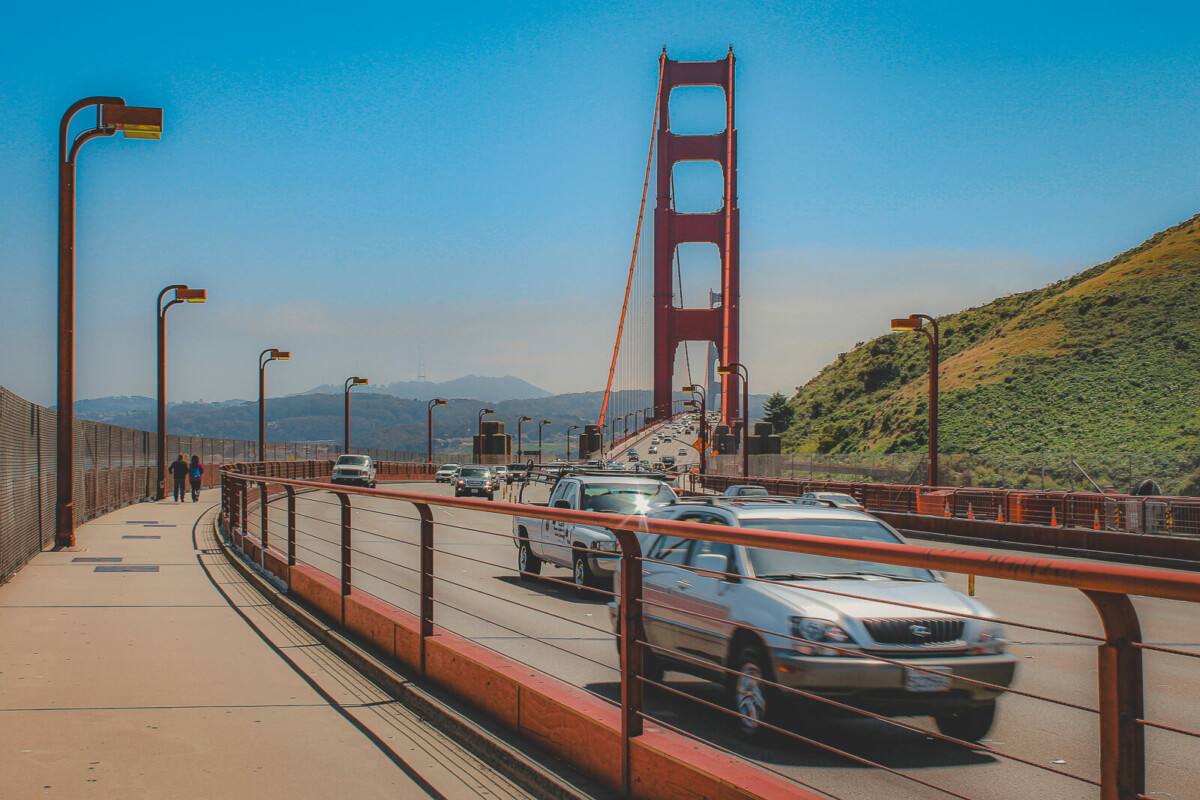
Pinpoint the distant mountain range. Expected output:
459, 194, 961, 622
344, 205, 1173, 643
293, 375, 552, 402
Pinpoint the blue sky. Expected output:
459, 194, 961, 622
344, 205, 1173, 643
2, 1, 1198, 405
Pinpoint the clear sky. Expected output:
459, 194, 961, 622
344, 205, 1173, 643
2, 1, 1198, 406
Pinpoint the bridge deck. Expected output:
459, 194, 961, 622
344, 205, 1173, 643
0, 490, 536, 800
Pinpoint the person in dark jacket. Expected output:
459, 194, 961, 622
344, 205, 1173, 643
168, 454, 189, 502
188, 455, 204, 502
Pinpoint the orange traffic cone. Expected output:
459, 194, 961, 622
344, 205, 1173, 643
1093, 509, 1100, 530
997, 504, 1005, 523
967, 502, 974, 520
1050, 507, 1058, 527
943, 498, 950, 517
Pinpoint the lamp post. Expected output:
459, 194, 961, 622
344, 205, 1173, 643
566, 425, 581, 462
516, 416, 532, 460
537, 419, 552, 464
427, 398, 447, 466
344, 377, 369, 453
258, 349, 290, 461
891, 314, 940, 486
477, 408, 495, 461
717, 363, 750, 478
624, 412, 633, 441
682, 383, 707, 475
156, 285, 206, 500
56, 97, 163, 547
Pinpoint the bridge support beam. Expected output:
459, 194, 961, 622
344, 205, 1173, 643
652, 49, 739, 426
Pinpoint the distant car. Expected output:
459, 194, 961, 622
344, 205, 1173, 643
648, 446, 658, 455
331, 454, 376, 488
435, 463, 461, 483
678, 448, 688, 457
628, 449, 639, 461
454, 465, 497, 499
494, 465, 512, 484
798, 492, 865, 512
723, 485, 769, 497
661, 456, 676, 467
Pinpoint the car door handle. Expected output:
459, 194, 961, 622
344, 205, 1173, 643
676, 579, 691, 589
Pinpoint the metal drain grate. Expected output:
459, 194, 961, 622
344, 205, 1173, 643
122, 535, 162, 540
200, 548, 222, 555
72, 557, 122, 563
94, 565, 159, 573
142, 524, 177, 528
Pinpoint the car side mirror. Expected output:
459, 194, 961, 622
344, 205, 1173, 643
693, 552, 737, 581
553, 499, 571, 509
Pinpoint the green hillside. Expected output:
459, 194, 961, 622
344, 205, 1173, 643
780, 214, 1200, 456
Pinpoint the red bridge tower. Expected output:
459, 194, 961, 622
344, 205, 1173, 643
652, 49, 739, 426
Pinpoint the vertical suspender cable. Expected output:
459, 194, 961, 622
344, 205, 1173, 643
599, 53, 665, 429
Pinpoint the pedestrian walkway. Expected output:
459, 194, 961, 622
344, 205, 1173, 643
0, 490, 535, 800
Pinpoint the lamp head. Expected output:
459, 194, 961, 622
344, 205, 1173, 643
519, 416, 532, 422
101, 103, 163, 140
890, 317, 922, 332
433, 398, 447, 407
541, 419, 552, 425
352, 377, 369, 386
176, 288, 207, 303
271, 350, 291, 361
483, 408, 495, 415
716, 365, 734, 376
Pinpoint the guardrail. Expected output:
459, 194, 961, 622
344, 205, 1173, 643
221, 470, 1200, 800
697, 474, 1200, 538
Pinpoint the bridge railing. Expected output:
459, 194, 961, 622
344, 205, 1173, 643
220, 470, 1200, 800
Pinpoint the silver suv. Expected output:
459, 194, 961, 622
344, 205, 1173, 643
612, 501, 1017, 741
331, 454, 376, 488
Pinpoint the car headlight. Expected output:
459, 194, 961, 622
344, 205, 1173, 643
971, 621, 1007, 655
591, 540, 618, 553
791, 617, 855, 656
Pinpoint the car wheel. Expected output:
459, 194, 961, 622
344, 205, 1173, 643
454, 490, 462, 497
729, 643, 777, 739
934, 702, 996, 743
518, 539, 542, 581
487, 491, 494, 501
572, 549, 595, 596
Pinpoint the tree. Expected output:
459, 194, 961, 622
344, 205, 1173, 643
762, 392, 795, 432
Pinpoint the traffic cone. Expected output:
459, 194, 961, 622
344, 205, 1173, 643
1166, 507, 1174, 532
967, 502, 974, 520
1050, 507, 1057, 527
997, 504, 1005, 523
1093, 509, 1100, 530
943, 498, 950, 517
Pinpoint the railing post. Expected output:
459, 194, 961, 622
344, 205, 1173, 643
285, 485, 296, 566
614, 529, 645, 799
259, 481, 268, 562
1083, 590, 1145, 800
337, 493, 351, 626
239, 481, 248, 540
416, 502, 434, 675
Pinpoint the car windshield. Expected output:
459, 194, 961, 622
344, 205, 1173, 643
580, 482, 675, 514
439, 464, 459, 471
459, 468, 491, 478
740, 518, 932, 582
336, 456, 369, 466
732, 486, 768, 496
817, 493, 858, 503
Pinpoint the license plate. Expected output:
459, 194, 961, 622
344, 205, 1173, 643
905, 667, 951, 692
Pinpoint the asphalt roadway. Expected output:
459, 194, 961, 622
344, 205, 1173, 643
266, 426, 1197, 800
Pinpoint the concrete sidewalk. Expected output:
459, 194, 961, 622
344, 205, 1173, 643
0, 490, 534, 799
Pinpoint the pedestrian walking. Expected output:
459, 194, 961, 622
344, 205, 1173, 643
189, 455, 204, 502
168, 454, 189, 502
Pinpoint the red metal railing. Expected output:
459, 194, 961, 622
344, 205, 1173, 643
221, 470, 1200, 800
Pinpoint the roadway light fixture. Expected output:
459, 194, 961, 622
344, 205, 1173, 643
427, 398, 447, 466
344, 377, 369, 453
566, 425, 581, 462
156, 285, 207, 500
259, 349, 290, 461
56, 97, 163, 547
891, 314, 940, 486
537, 419, 552, 464
682, 383, 708, 475
477, 408, 495, 461
717, 363, 750, 477
517, 416, 532, 460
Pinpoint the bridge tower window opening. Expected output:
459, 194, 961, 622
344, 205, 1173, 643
667, 85, 728, 136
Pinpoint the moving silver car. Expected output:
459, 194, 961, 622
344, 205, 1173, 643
612, 501, 1017, 741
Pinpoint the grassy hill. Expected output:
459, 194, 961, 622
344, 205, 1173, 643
780, 214, 1200, 457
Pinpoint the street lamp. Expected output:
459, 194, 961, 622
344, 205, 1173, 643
259, 349, 290, 461
56, 97, 163, 547
537, 419, 552, 464
477, 408, 495, 461
682, 383, 707, 475
156, 285, 206, 500
566, 425, 581, 462
891, 314, 940, 486
344, 377, 369, 453
427, 398, 447, 466
517, 416, 532, 460
717, 363, 750, 477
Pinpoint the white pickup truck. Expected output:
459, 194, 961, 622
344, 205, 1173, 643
513, 472, 678, 594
